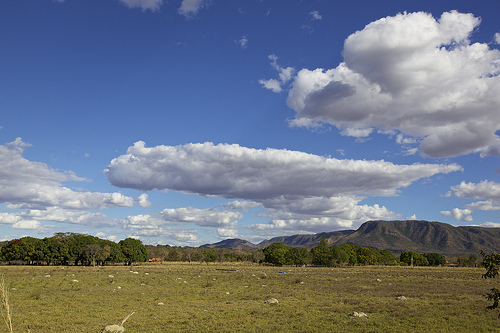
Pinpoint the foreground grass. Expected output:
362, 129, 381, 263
0, 263, 498, 332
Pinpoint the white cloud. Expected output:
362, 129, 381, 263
403, 148, 419, 156
494, 32, 500, 44
340, 127, 373, 138
124, 214, 161, 229
12, 220, 42, 230
447, 180, 500, 200
178, 0, 208, 18
160, 207, 242, 228
223, 200, 262, 211
0, 207, 118, 230
105, 141, 461, 233
127, 227, 200, 244
118, 0, 162, 11
106, 141, 461, 198
24, 207, 118, 227
0, 213, 23, 225
259, 196, 401, 232
465, 200, 500, 211
0, 138, 142, 210
310, 11, 322, 21
396, 134, 418, 145
441, 208, 473, 221
136, 193, 151, 208
217, 228, 238, 238
121, 207, 242, 231
259, 78, 282, 93
236, 35, 248, 49
476, 222, 500, 228
284, 11, 500, 158
444, 181, 500, 222
259, 55, 295, 93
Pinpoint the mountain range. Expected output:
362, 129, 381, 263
201, 220, 500, 257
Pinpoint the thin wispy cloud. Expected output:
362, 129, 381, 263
310, 10, 322, 20
178, 0, 209, 18
236, 35, 248, 48
259, 55, 294, 93
118, 0, 163, 11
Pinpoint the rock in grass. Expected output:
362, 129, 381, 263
103, 311, 135, 332
104, 324, 125, 332
265, 298, 279, 305
349, 311, 367, 317
396, 296, 407, 301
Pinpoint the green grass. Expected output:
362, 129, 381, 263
0, 263, 498, 332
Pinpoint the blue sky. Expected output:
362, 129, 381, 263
1, 0, 500, 246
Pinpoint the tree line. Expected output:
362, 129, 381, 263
0, 233, 477, 268
146, 238, 457, 267
0, 233, 148, 266
145, 244, 265, 263
262, 238, 399, 267
262, 238, 454, 267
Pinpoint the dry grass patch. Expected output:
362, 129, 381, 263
0, 263, 497, 332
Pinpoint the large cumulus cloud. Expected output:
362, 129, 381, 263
278, 11, 500, 158
105, 141, 461, 231
105, 141, 461, 197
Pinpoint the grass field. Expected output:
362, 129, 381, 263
0, 263, 498, 332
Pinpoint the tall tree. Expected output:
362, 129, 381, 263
288, 247, 310, 266
481, 251, 500, 317
311, 237, 332, 266
119, 238, 149, 265
263, 243, 290, 266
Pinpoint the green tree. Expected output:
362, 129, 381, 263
85, 244, 105, 267
339, 244, 358, 265
330, 245, 349, 266
288, 247, 310, 266
355, 246, 378, 265
457, 256, 470, 267
68, 234, 99, 265
424, 253, 446, 266
311, 237, 333, 266
469, 253, 478, 267
263, 243, 290, 266
119, 238, 149, 265
400, 251, 429, 266
105, 241, 125, 263
203, 250, 218, 263
480, 251, 500, 317
376, 250, 397, 265
45, 235, 72, 265
0, 239, 25, 263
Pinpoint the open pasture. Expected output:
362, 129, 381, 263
0, 263, 498, 332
